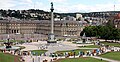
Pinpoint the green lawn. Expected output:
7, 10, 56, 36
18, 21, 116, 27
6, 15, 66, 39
79, 45, 100, 48
99, 52, 120, 61
0, 40, 6, 42
10, 40, 25, 42
100, 42, 120, 47
0, 52, 21, 62
31, 50, 47, 56
54, 57, 108, 62
55, 49, 91, 55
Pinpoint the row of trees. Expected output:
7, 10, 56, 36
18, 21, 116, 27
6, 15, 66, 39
80, 25, 120, 40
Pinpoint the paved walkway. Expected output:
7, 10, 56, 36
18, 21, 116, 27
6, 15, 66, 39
22, 56, 53, 62
19, 41, 98, 62
19, 44, 38, 51
61, 41, 94, 47
45, 43, 79, 56
19, 41, 120, 62
91, 56, 120, 62
20, 41, 79, 62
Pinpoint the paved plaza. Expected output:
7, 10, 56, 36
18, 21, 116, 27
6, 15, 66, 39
18, 41, 95, 62
0, 34, 47, 41
0, 34, 120, 62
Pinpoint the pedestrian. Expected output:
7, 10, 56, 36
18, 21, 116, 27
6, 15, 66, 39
73, 52, 76, 58
32, 58, 34, 62
50, 59, 52, 62
79, 51, 83, 57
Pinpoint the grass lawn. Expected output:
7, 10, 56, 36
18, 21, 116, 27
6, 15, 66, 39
99, 52, 120, 61
55, 49, 91, 55
79, 45, 100, 48
54, 57, 108, 62
31, 50, 47, 56
100, 42, 120, 47
0, 40, 6, 42
0, 52, 21, 62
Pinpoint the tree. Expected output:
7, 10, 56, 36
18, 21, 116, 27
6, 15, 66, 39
80, 25, 120, 40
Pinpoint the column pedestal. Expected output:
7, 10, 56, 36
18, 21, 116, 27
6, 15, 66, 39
47, 33, 56, 43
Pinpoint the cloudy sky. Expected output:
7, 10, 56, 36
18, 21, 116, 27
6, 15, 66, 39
0, 0, 120, 13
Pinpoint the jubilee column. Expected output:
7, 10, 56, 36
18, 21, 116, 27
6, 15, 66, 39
47, 2, 56, 43
51, 2, 54, 35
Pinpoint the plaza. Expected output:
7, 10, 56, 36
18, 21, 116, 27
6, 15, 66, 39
0, 33, 120, 62
0, 1, 120, 62
20, 40, 120, 62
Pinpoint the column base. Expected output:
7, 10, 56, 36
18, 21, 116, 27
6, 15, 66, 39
47, 33, 57, 43
47, 41, 57, 43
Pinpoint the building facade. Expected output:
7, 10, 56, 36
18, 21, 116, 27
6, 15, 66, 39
0, 19, 81, 37
37, 20, 81, 36
114, 19, 120, 29
0, 19, 37, 34
113, 14, 120, 29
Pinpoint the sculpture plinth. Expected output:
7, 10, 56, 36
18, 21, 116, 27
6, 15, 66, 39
48, 34, 56, 43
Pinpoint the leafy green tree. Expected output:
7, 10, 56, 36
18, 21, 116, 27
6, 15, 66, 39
80, 25, 120, 40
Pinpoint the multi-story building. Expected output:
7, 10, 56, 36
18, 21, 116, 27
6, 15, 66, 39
0, 19, 81, 37
107, 13, 120, 29
37, 20, 81, 36
0, 19, 37, 34
76, 13, 82, 21
113, 14, 120, 29
63, 16, 76, 21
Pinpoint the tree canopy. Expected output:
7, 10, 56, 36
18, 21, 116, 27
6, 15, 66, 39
80, 25, 120, 40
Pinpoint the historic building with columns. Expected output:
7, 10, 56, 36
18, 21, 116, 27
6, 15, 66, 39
0, 19, 82, 37
0, 19, 37, 34
38, 20, 81, 36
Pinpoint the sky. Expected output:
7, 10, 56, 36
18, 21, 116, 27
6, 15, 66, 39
0, 0, 120, 13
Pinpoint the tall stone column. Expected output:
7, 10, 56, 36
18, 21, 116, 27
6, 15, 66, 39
47, 2, 56, 43
51, 2, 54, 34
